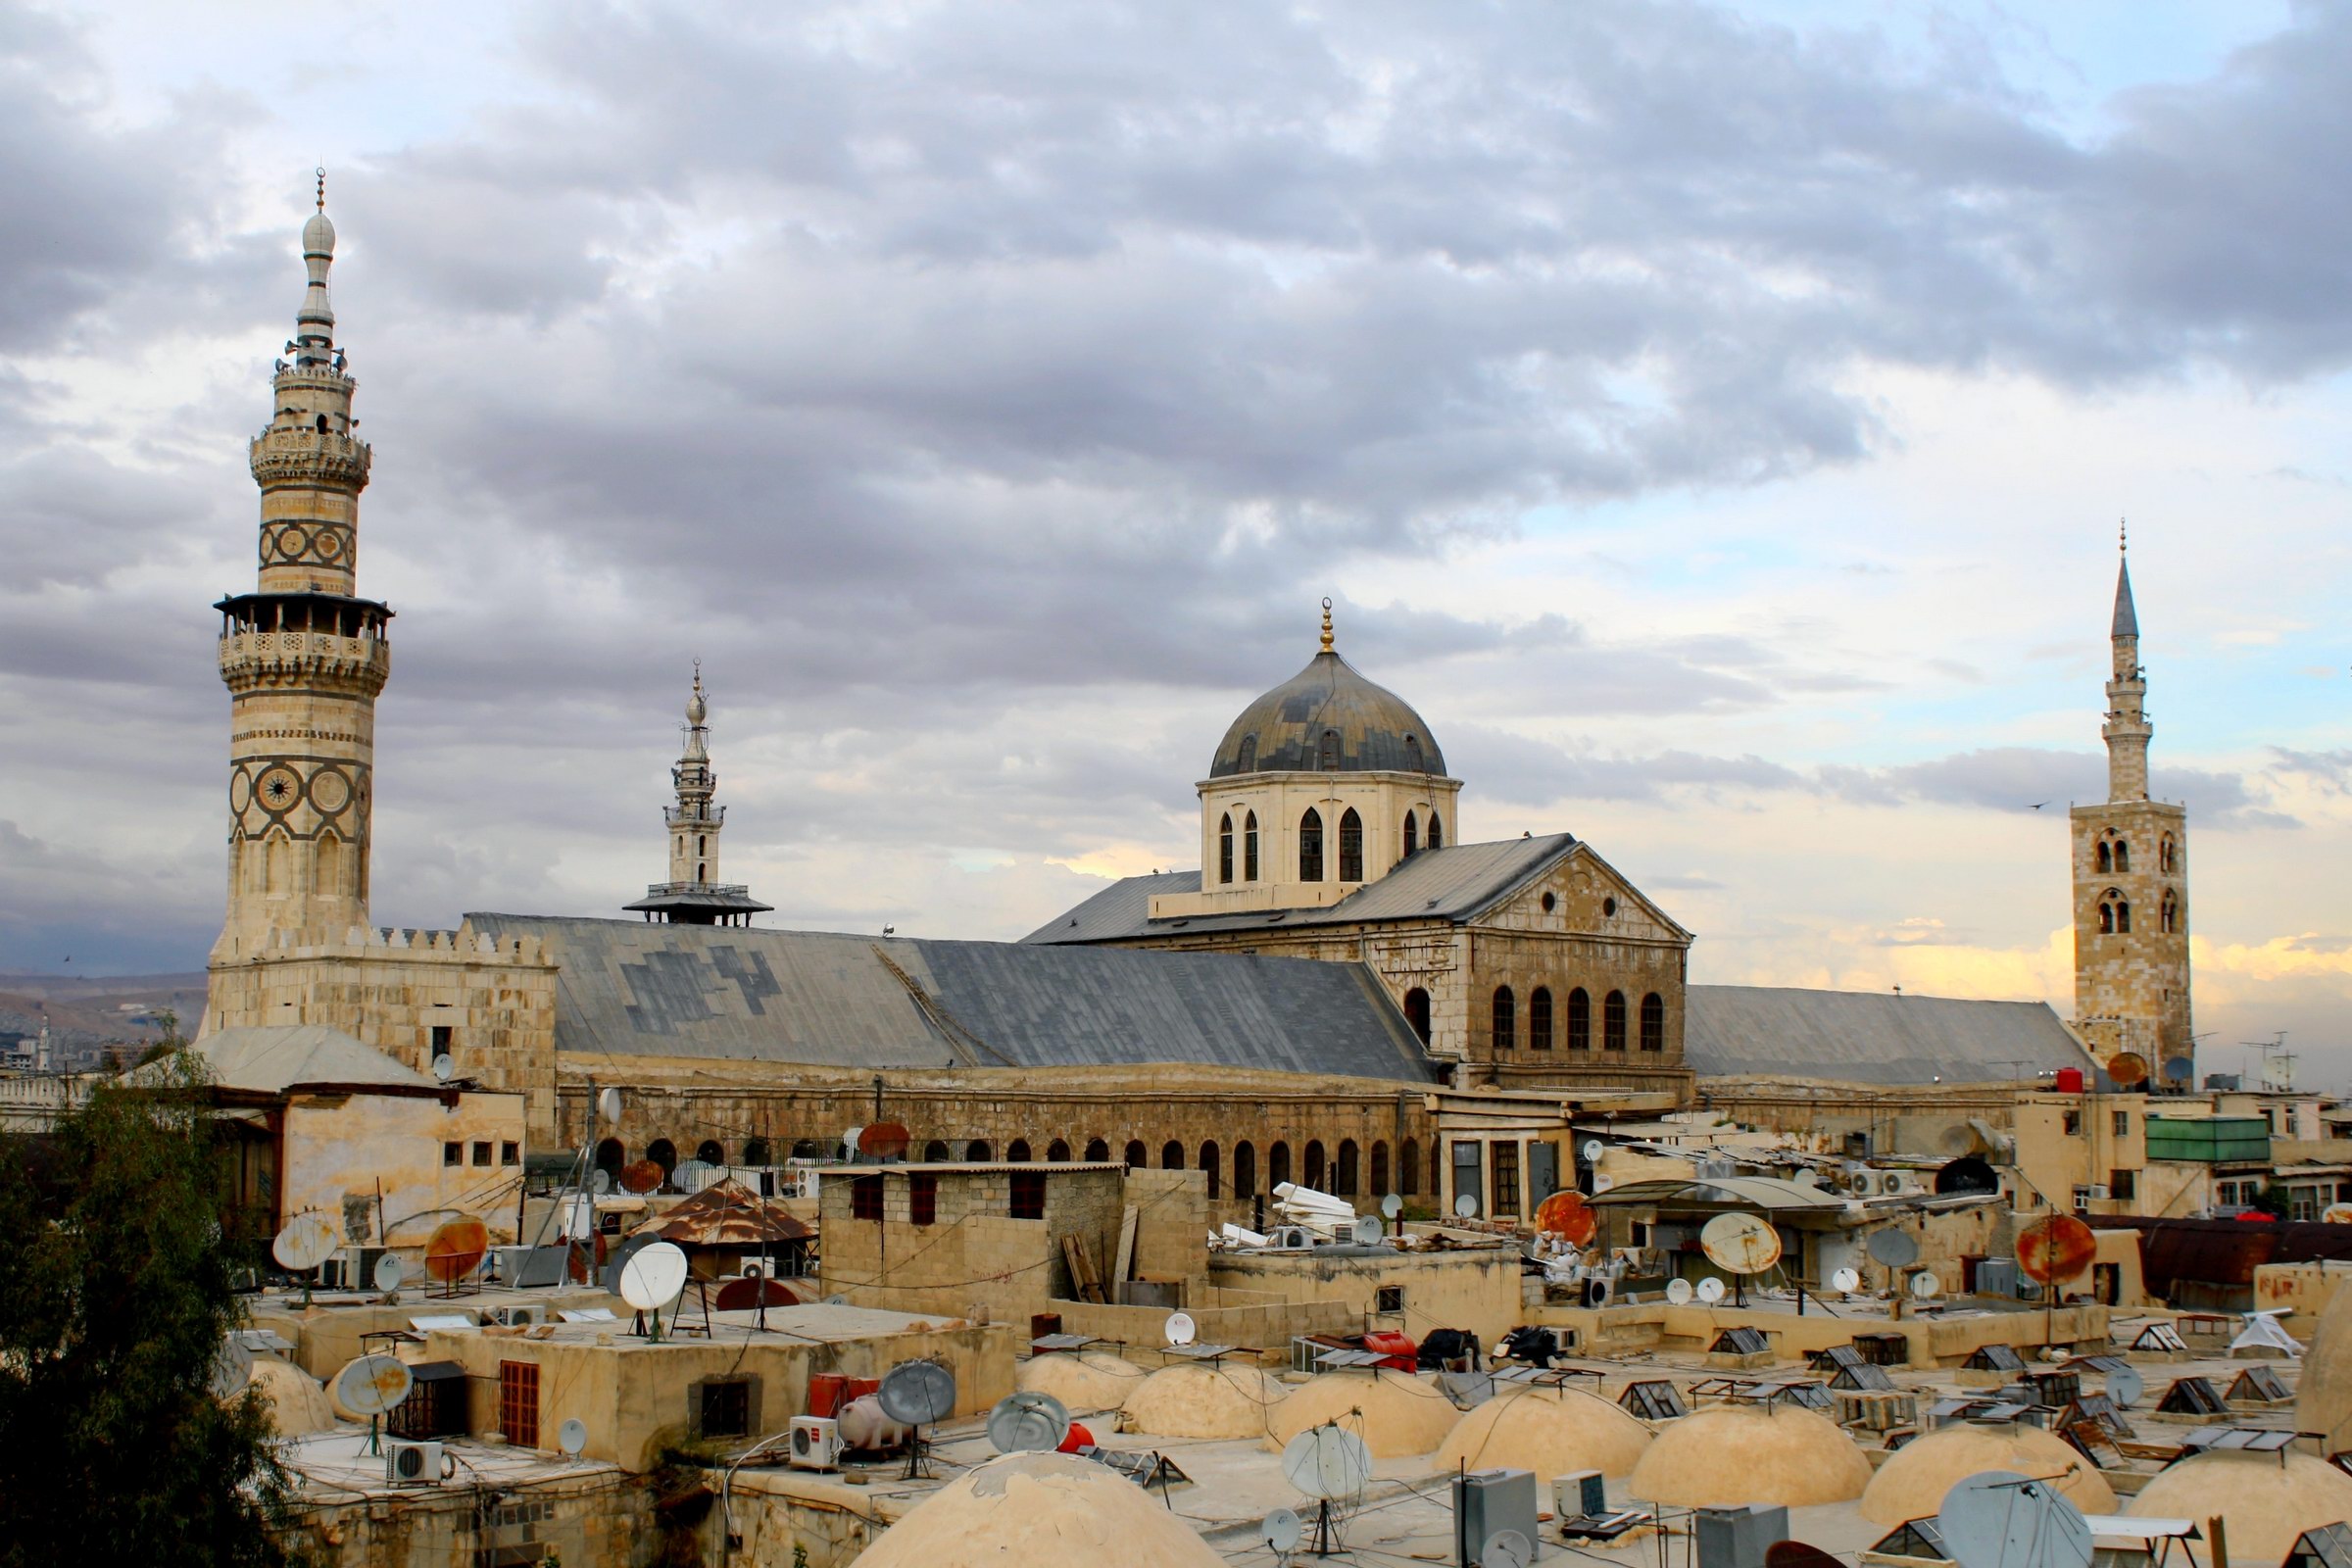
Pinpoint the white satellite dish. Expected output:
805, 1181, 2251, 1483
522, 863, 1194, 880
1831, 1266, 1861, 1294
1281, 1424, 1374, 1501
1666, 1278, 1694, 1305
986, 1391, 1071, 1454
2107, 1364, 2143, 1408
1380, 1193, 1403, 1219
1936, 1469, 2092, 1568
877, 1360, 959, 1427
1696, 1277, 1726, 1304
1483, 1531, 1534, 1568
1263, 1507, 1304, 1555
373, 1253, 407, 1292
334, 1353, 415, 1417
431, 1054, 456, 1083
1164, 1310, 1198, 1348
1911, 1270, 1942, 1299
1350, 1216, 1386, 1246
271, 1211, 339, 1272
1793, 1169, 1821, 1189
617, 1242, 689, 1311
598, 1086, 623, 1124
590, 1168, 612, 1195
558, 1418, 589, 1457
1582, 1140, 1605, 1165
1453, 1194, 1479, 1219
210, 1335, 254, 1398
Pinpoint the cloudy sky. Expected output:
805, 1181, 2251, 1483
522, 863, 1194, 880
4, 2, 2347, 1082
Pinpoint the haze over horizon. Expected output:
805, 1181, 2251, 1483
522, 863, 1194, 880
2, 2, 2346, 1086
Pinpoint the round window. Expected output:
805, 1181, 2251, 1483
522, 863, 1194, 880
1541, 892, 1557, 913
1602, 897, 1618, 917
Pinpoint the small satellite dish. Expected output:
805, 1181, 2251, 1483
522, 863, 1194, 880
1831, 1266, 1862, 1294
877, 1359, 958, 1426
1700, 1213, 1783, 1275
372, 1253, 407, 1292
1696, 1277, 1726, 1304
1453, 1194, 1479, 1219
2162, 1055, 2193, 1084
1911, 1271, 1942, 1299
1793, 1169, 1821, 1189
2017, 1215, 2096, 1287
1280, 1424, 1374, 1501
2106, 1364, 2143, 1408
618, 1159, 664, 1195
1380, 1193, 1403, 1219
1164, 1310, 1198, 1348
602, 1233, 655, 1295
1482, 1531, 1533, 1568
597, 1086, 623, 1124
431, 1053, 456, 1083
1936, 1469, 2092, 1568
590, 1168, 612, 1196
558, 1418, 588, 1457
1866, 1229, 1921, 1269
1763, 1544, 1845, 1568
858, 1122, 913, 1159
822, 1294, 851, 1306
1666, 1278, 1695, 1305
271, 1211, 339, 1273
617, 1242, 689, 1311
1351, 1216, 1386, 1246
1263, 1507, 1304, 1555
986, 1391, 1071, 1454
2105, 1051, 2150, 1088
334, 1353, 415, 1417
210, 1334, 254, 1398
1582, 1140, 1605, 1165
423, 1216, 490, 1284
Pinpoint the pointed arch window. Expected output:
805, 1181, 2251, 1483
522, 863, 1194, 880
1403, 987, 1432, 1046
1399, 1137, 1420, 1195
1338, 808, 1363, 881
1236, 734, 1257, 772
2096, 841, 2112, 873
1218, 813, 1235, 885
1529, 987, 1553, 1050
1299, 808, 1324, 881
2161, 890, 2178, 934
2160, 834, 2177, 873
2113, 839, 2131, 873
1244, 811, 1260, 881
1318, 728, 1342, 769
1566, 988, 1591, 1051
1492, 986, 1516, 1051
1640, 992, 1665, 1053
1426, 811, 1443, 850
1603, 990, 1628, 1052
1402, 810, 1419, 858
2099, 891, 2130, 934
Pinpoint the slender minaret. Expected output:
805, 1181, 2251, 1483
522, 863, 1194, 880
2071, 526, 2192, 1082
626, 668, 772, 926
213, 174, 391, 959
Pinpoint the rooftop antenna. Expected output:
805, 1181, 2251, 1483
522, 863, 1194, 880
617, 1241, 688, 1343
333, 1352, 414, 1458
1280, 1422, 1372, 1556
985, 1391, 1071, 1454
558, 1418, 589, 1464
271, 1211, 339, 1307
1699, 1211, 1782, 1308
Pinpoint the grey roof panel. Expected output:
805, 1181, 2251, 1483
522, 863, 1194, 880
1684, 985, 2092, 1085
466, 913, 1436, 1083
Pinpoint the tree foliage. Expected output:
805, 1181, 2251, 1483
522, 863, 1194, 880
0, 1051, 306, 1566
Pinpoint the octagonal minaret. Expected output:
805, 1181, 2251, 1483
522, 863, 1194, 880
212, 176, 392, 959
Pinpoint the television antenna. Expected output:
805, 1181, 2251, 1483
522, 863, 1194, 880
985, 1391, 1071, 1454
1281, 1423, 1373, 1556
877, 1359, 957, 1479
1935, 1469, 2091, 1568
558, 1418, 589, 1461
617, 1241, 688, 1343
271, 1211, 339, 1304
334, 1352, 414, 1456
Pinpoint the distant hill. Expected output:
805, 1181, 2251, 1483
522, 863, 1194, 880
0, 972, 211, 1070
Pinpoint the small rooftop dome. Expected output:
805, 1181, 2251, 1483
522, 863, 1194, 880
1121, 1363, 1286, 1441
1262, 1370, 1459, 1458
857, 1449, 1224, 1568
243, 1358, 336, 1437
1628, 1404, 1871, 1509
1861, 1420, 2115, 1526
1436, 1386, 1652, 1479
1209, 603, 1446, 778
2130, 1449, 2352, 1567
1014, 1350, 1143, 1415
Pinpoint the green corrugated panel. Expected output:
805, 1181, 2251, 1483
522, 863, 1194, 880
2145, 1116, 2272, 1164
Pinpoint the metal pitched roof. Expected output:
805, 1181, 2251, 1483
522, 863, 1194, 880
1684, 985, 2092, 1086
466, 913, 1437, 1082
178, 1024, 435, 1094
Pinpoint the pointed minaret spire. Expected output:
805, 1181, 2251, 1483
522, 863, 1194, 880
625, 666, 771, 926
2112, 520, 2138, 638
2101, 521, 2151, 802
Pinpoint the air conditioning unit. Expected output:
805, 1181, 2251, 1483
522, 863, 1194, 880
2073, 1185, 2111, 1205
1846, 1171, 1873, 1196
788, 1416, 843, 1471
491, 1304, 546, 1328
323, 1247, 388, 1290
1880, 1174, 1904, 1196
385, 1439, 448, 1486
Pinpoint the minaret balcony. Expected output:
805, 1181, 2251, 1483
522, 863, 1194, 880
250, 428, 371, 490
663, 805, 726, 827
219, 630, 391, 697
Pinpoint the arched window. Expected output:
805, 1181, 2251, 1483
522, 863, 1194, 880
1370, 1141, 1390, 1197
966, 1139, 993, 1160
1199, 1141, 1220, 1199
1047, 1139, 1071, 1161
1161, 1140, 1185, 1170
1235, 1141, 1257, 1198
1336, 1139, 1360, 1196
1084, 1138, 1109, 1161
595, 1138, 624, 1176
1566, 988, 1591, 1051
1399, 1137, 1420, 1196
2161, 890, 2178, 934
1218, 813, 1235, 885
1640, 992, 1665, 1053
1337, 808, 1363, 881
1529, 987, 1553, 1051
2115, 899, 2131, 933
2161, 834, 2177, 873
2113, 839, 2131, 873
1236, 734, 1257, 771
1299, 808, 1325, 881
1427, 811, 1443, 850
1318, 728, 1341, 768
2100, 892, 2130, 935
2096, 841, 2112, 873
1492, 986, 1516, 1051
1124, 1139, 1148, 1169
1268, 1141, 1293, 1190
2098, 901, 2114, 934
792, 1138, 825, 1159
1603, 991, 1627, 1052
696, 1138, 724, 1166
1403, 987, 1432, 1047
921, 1140, 949, 1161
647, 1138, 677, 1176
1304, 1140, 1327, 1190
1006, 1138, 1031, 1161
1244, 811, 1260, 881
1402, 811, 1419, 858
743, 1137, 770, 1165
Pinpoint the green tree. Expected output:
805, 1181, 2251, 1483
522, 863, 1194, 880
0, 1051, 306, 1565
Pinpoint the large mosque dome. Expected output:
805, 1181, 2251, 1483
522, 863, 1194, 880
1209, 603, 1446, 779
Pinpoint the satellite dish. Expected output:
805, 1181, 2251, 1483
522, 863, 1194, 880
1534, 1190, 1598, 1246
1582, 1141, 1605, 1165
858, 1123, 912, 1159
877, 1360, 958, 1426
1164, 1311, 1198, 1348
1482, 1531, 1533, 1568
1764, 1544, 1845, 1568
372, 1253, 407, 1292
558, 1418, 589, 1456
423, 1217, 490, 1284
1911, 1271, 1942, 1299
1280, 1425, 1374, 1500
2017, 1215, 2096, 1287
1453, 1194, 1479, 1219
334, 1353, 415, 1417
1700, 1212, 1783, 1274
1666, 1278, 1695, 1305
618, 1160, 664, 1195
2326, 1203, 2352, 1225
2106, 1364, 2143, 1408
822, 1294, 850, 1306
210, 1335, 254, 1398
1936, 1469, 2092, 1568
1793, 1169, 1821, 1189
590, 1168, 612, 1196
1866, 1229, 1920, 1269
2105, 1051, 2150, 1088
1696, 1277, 1726, 1304
271, 1211, 339, 1273
1350, 1216, 1386, 1246
1263, 1507, 1304, 1555
1831, 1266, 1861, 1294
431, 1053, 456, 1083
598, 1086, 623, 1124
1380, 1193, 1403, 1219
617, 1242, 689, 1311
603, 1233, 655, 1295
986, 1391, 1071, 1454
2162, 1055, 2193, 1084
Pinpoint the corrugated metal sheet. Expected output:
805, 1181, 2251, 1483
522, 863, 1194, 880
634, 1178, 812, 1247
1684, 986, 2091, 1085
466, 913, 1437, 1082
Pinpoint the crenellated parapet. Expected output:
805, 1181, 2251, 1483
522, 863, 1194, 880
249, 425, 371, 491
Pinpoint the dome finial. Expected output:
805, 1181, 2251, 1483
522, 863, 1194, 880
685, 661, 708, 725
2119, 516, 2128, 554
316, 165, 326, 212
1319, 597, 1334, 654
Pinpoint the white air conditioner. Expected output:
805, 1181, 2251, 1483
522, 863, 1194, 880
2077, 1184, 2111, 1201
491, 1304, 547, 1328
1847, 1172, 1873, 1196
1880, 1174, 1904, 1196
385, 1439, 449, 1486
788, 1416, 843, 1471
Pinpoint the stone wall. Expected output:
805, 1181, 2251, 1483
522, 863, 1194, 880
818, 1165, 1127, 1321
1208, 1244, 1526, 1345
281, 1467, 657, 1568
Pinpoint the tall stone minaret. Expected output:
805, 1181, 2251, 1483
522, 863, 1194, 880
212, 175, 391, 959
2071, 528, 2191, 1083
626, 668, 771, 926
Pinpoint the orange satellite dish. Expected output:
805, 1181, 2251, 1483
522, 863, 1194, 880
423, 1216, 490, 1284
1534, 1190, 1597, 1247
2106, 1052, 2150, 1088
618, 1159, 665, 1195
2017, 1213, 2096, 1287
858, 1123, 912, 1159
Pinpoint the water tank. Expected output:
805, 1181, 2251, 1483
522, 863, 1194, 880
2055, 1067, 2085, 1094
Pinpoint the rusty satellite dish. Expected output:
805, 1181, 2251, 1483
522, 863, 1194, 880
1534, 1190, 1597, 1248
1764, 1544, 1844, 1568
333, 1352, 415, 1417
618, 1159, 665, 1195
2105, 1052, 2151, 1088
2325, 1202, 2352, 1225
1700, 1212, 1783, 1275
858, 1122, 912, 1159
423, 1216, 490, 1284
2017, 1214, 2097, 1287
271, 1210, 339, 1273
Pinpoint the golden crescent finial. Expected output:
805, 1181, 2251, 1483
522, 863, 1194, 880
1319, 597, 1335, 653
